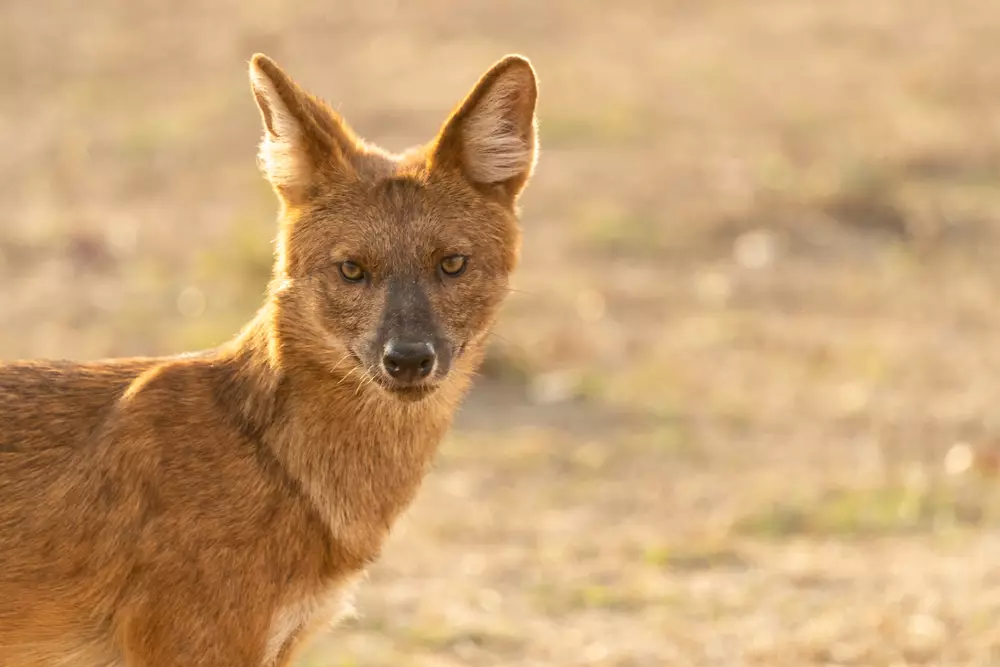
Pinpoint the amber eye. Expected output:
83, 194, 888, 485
339, 261, 365, 283
440, 255, 468, 277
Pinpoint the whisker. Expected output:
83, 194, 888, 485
353, 369, 369, 397
331, 353, 353, 373
355, 365, 380, 396
336, 366, 359, 388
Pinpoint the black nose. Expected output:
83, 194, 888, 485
382, 340, 436, 383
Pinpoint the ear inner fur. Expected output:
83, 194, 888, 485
430, 55, 539, 205
249, 54, 362, 198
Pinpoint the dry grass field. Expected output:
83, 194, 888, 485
4, 1, 1000, 664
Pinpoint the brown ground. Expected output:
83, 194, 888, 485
4, 1, 1000, 665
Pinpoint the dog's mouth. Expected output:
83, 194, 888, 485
372, 376, 440, 401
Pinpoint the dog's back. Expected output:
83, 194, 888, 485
0, 359, 155, 451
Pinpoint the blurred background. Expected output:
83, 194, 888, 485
4, 1, 1000, 664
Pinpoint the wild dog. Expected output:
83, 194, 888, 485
0, 52, 538, 667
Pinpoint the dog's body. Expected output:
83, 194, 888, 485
0, 53, 538, 667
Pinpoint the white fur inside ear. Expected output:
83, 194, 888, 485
251, 67, 307, 189
461, 76, 535, 184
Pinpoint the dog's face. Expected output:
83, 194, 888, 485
249, 54, 537, 400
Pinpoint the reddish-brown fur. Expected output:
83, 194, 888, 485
0, 52, 538, 667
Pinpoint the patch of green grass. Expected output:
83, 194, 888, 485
400, 624, 524, 653
644, 541, 748, 571
573, 368, 608, 401
477, 341, 535, 385
733, 481, 999, 539
531, 582, 653, 615
165, 213, 275, 350
194, 217, 275, 297
306, 659, 360, 667
175, 316, 244, 352
542, 103, 650, 148
574, 206, 666, 257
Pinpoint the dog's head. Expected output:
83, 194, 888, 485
249, 54, 538, 401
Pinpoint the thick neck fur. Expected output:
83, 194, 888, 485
212, 292, 481, 565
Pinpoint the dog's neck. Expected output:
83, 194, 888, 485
215, 303, 473, 564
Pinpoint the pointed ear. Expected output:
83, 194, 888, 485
431, 55, 539, 205
249, 54, 358, 201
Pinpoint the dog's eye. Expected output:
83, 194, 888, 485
339, 261, 365, 282
440, 255, 468, 277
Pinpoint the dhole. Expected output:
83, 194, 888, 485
0, 52, 538, 667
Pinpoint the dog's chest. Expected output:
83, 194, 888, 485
262, 578, 361, 667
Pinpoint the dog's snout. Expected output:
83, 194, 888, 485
382, 340, 436, 383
